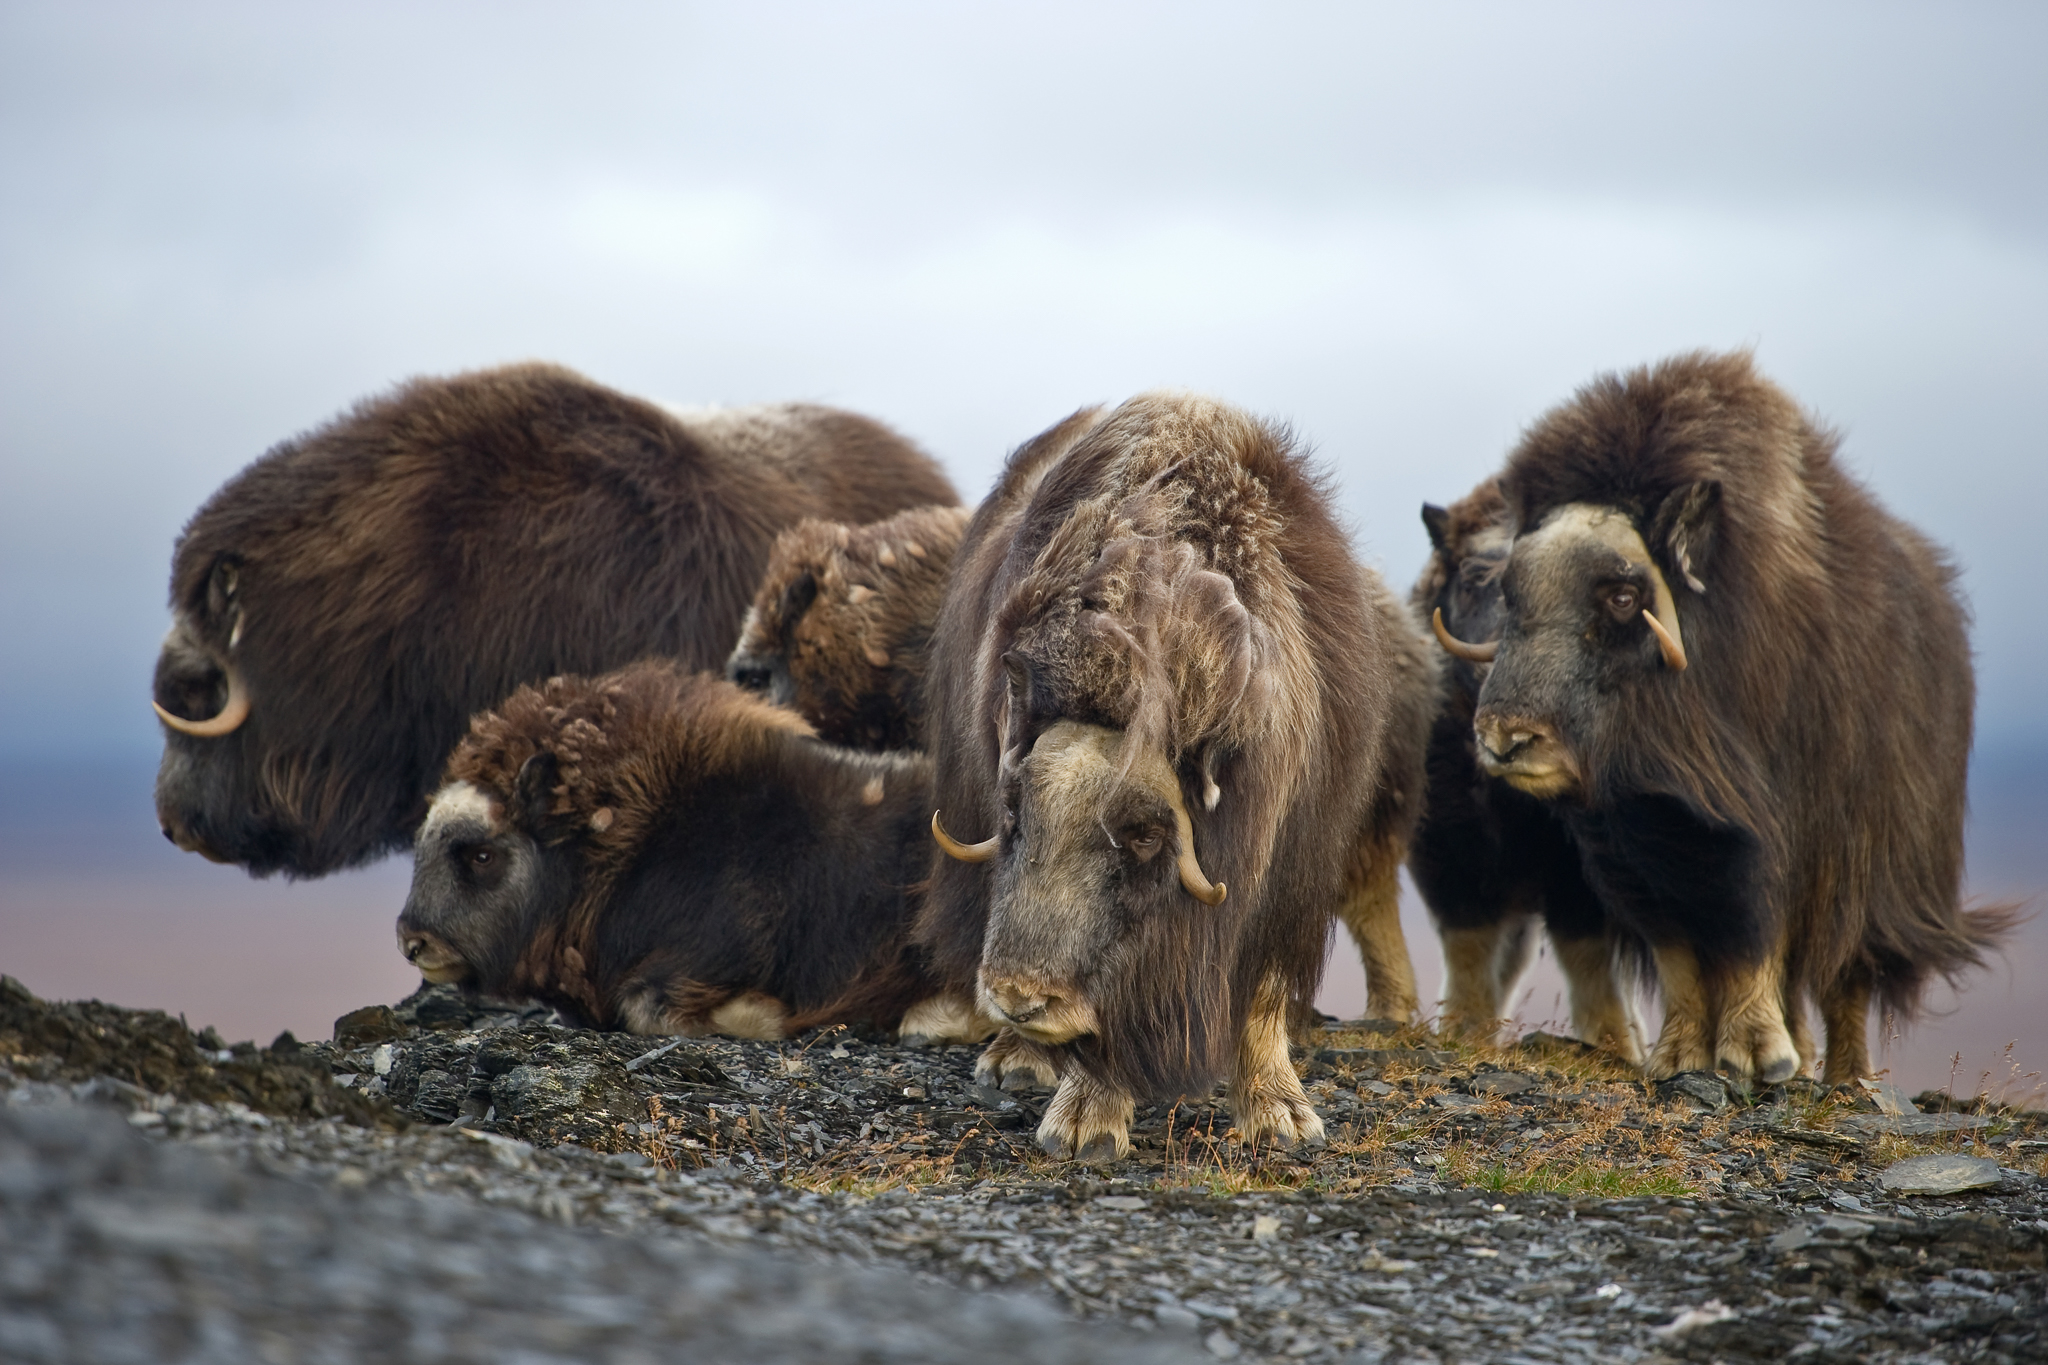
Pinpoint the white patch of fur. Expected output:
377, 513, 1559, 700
897, 993, 998, 1044
707, 992, 788, 1040
421, 781, 496, 840
860, 776, 885, 806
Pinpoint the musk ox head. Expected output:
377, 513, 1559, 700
1415, 480, 1514, 697
396, 760, 575, 993
1464, 500, 1700, 799
941, 713, 1226, 1045
726, 503, 970, 749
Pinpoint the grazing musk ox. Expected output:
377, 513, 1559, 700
1436, 351, 2013, 1082
153, 363, 957, 878
919, 393, 1423, 1160
726, 504, 973, 749
397, 659, 985, 1042
1409, 480, 1646, 1059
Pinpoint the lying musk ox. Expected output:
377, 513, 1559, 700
1409, 480, 1646, 1059
919, 393, 1427, 1160
397, 659, 986, 1042
1435, 350, 2013, 1082
726, 504, 974, 749
153, 363, 957, 877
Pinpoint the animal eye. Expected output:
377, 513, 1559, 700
466, 846, 494, 870
1605, 587, 1638, 617
1125, 829, 1165, 863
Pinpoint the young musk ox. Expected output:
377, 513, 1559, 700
919, 393, 1430, 1161
1410, 480, 1646, 1060
726, 504, 974, 749
153, 363, 957, 878
396, 659, 988, 1043
1435, 350, 2014, 1082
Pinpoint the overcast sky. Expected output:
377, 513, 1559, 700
3, 1, 2045, 762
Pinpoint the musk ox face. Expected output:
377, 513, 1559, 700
396, 763, 571, 993
967, 719, 1225, 1046
1419, 501, 1512, 699
151, 553, 356, 873
1468, 501, 1696, 801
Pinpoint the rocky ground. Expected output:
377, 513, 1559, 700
3, 974, 2044, 1364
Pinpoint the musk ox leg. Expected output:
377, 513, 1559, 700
897, 992, 1000, 1046
1229, 974, 1327, 1150
1437, 914, 1538, 1044
1037, 1065, 1135, 1163
1787, 986, 1818, 1077
1552, 932, 1646, 1066
1819, 974, 1874, 1084
1646, 944, 1715, 1078
1338, 834, 1421, 1022
974, 1028, 1061, 1092
1713, 956, 1801, 1083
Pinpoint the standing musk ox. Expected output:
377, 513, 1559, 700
919, 393, 1431, 1161
1410, 480, 1646, 1060
152, 363, 958, 877
397, 659, 987, 1042
1435, 350, 2014, 1082
726, 504, 974, 749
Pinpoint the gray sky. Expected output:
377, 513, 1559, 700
4, 0, 2045, 760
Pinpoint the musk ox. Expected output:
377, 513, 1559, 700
396, 659, 986, 1042
1410, 480, 1646, 1060
1435, 350, 2013, 1082
918, 393, 1428, 1160
153, 363, 958, 878
726, 504, 974, 749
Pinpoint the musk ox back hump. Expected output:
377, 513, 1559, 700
153, 362, 957, 878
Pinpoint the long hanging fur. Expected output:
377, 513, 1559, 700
919, 393, 1399, 1100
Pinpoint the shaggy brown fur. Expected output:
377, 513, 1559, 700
919, 393, 1411, 1156
1478, 350, 2014, 1080
153, 363, 957, 878
402, 660, 949, 1036
727, 504, 973, 749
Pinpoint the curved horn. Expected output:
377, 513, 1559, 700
931, 810, 999, 862
152, 663, 251, 738
1641, 608, 1688, 672
1431, 607, 1498, 663
1169, 802, 1227, 906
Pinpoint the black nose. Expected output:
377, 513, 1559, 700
161, 825, 176, 844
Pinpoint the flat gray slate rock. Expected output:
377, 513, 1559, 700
1880, 1153, 2005, 1195
1838, 1112, 1994, 1138
0, 1100, 1193, 1365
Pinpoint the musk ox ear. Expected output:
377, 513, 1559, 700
206, 556, 243, 617
513, 751, 561, 829
779, 571, 819, 631
1651, 480, 1720, 596
999, 651, 1033, 765
1421, 503, 1451, 554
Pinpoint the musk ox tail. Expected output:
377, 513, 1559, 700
1872, 896, 2030, 1024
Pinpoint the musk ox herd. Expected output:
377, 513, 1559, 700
152, 350, 2015, 1161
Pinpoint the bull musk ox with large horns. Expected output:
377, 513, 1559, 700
153, 362, 958, 877
920, 393, 1429, 1160
397, 659, 985, 1041
726, 504, 973, 750
1410, 479, 1645, 1059
1435, 350, 2013, 1082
